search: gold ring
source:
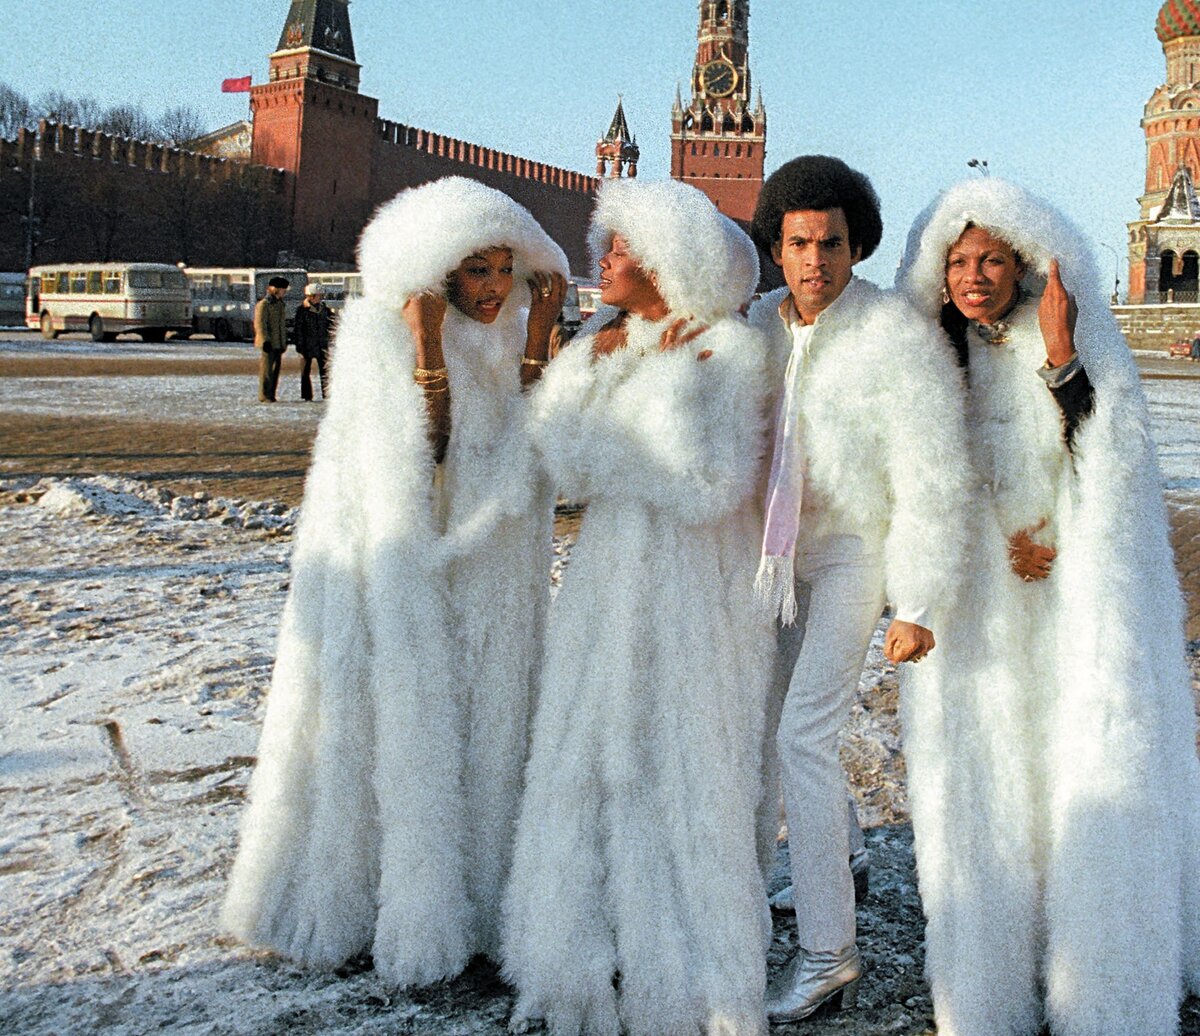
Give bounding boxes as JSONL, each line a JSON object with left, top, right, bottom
{"left": 541, "top": 289, "right": 551, "bottom": 297}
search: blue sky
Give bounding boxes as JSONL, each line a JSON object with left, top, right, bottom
{"left": 0, "top": 1, "right": 1166, "bottom": 288}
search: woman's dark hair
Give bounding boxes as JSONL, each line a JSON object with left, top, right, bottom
{"left": 750, "top": 155, "right": 883, "bottom": 260}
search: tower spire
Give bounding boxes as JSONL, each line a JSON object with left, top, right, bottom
{"left": 271, "top": 0, "right": 361, "bottom": 91}
{"left": 596, "top": 96, "right": 639, "bottom": 178}
{"left": 670, "top": 0, "right": 764, "bottom": 221}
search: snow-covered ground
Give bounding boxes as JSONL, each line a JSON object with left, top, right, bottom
{"left": 1, "top": 333, "right": 1198, "bottom": 1035}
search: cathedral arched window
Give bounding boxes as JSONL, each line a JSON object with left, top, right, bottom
{"left": 722, "top": 113, "right": 736, "bottom": 134}
{"left": 701, "top": 112, "right": 714, "bottom": 133}
{"left": 717, "top": 1, "right": 729, "bottom": 24}
{"left": 742, "top": 114, "right": 754, "bottom": 134}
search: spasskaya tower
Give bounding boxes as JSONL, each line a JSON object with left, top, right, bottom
{"left": 670, "top": 0, "right": 766, "bottom": 223}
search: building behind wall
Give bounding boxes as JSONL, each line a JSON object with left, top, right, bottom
{"left": 1117, "top": 0, "right": 1200, "bottom": 348}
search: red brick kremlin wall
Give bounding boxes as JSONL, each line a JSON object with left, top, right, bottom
{"left": 0, "top": 121, "right": 290, "bottom": 271}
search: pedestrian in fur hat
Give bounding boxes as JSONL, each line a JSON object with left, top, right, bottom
{"left": 222, "top": 177, "right": 569, "bottom": 988}
{"left": 896, "top": 177, "right": 1200, "bottom": 1036}
{"left": 501, "top": 179, "right": 776, "bottom": 1036}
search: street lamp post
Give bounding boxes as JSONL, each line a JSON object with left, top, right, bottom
{"left": 967, "top": 158, "right": 990, "bottom": 176}
{"left": 1099, "top": 242, "right": 1121, "bottom": 304}
{"left": 9, "top": 157, "right": 38, "bottom": 270}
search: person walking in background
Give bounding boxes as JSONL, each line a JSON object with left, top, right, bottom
{"left": 254, "top": 276, "right": 290, "bottom": 403}
{"left": 295, "top": 282, "right": 333, "bottom": 400}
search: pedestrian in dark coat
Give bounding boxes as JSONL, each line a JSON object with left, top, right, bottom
{"left": 295, "top": 283, "right": 333, "bottom": 400}
{"left": 254, "top": 276, "right": 290, "bottom": 402}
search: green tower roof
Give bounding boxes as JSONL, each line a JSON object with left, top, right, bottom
{"left": 277, "top": 0, "right": 355, "bottom": 61}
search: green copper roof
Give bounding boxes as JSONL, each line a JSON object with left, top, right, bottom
{"left": 1158, "top": 0, "right": 1200, "bottom": 43}
{"left": 277, "top": 0, "right": 355, "bottom": 61}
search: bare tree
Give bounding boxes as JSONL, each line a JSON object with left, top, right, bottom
{"left": 36, "top": 89, "right": 104, "bottom": 128}
{"left": 156, "top": 105, "right": 206, "bottom": 146}
{"left": 100, "top": 103, "right": 155, "bottom": 140}
{"left": 0, "top": 83, "right": 33, "bottom": 138}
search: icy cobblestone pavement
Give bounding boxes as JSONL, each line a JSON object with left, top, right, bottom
{"left": 1, "top": 339, "right": 1198, "bottom": 1034}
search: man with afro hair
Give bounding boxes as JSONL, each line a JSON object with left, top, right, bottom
{"left": 747, "top": 155, "right": 972, "bottom": 1023}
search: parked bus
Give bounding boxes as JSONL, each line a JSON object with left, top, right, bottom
{"left": 27, "top": 262, "right": 192, "bottom": 342}
{"left": 0, "top": 273, "right": 25, "bottom": 328}
{"left": 572, "top": 281, "right": 602, "bottom": 323}
{"left": 303, "top": 271, "right": 363, "bottom": 317}
{"left": 184, "top": 267, "right": 307, "bottom": 341}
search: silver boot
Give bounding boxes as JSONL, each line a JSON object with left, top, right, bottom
{"left": 766, "top": 944, "right": 862, "bottom": 1024}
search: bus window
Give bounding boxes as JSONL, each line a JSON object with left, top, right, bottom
{"left": 41, "top": 273, "right": 57, "bottom": 294}
{"left": 87, "top": 271, "right": 102, "bottom": 294}
{"left": 105, "top": 272, "right": 122, "bottom": 294}
{"left": 56, "top": 273, "right": 69, "bottom": 293}
{"left": 70, "top": 272, "right": 87, "bottom": 294}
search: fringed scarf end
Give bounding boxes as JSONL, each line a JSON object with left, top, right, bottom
{"left": 754, "top": 554, "right": 798, "bottom": 626}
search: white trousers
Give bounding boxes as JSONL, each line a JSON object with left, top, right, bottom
{"left": 773, "top": 533, "right": 885, "bottom": 952}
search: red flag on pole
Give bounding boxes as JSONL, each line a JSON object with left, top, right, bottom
{"left": 221, "top": 76, "right": 252, "bottom": 93}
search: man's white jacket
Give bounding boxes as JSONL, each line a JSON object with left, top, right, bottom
{"left": 748, "top": 276, "right": 972, "bottom": 627}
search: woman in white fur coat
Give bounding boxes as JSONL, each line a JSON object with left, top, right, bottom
{"left": 222, "top": 177, "right": 569, "bottom": 987}
{"left": 501, "top": 179, "right": 775, "bottom": 1036}
{"left": 896, "top": 177, "right": 1200, "bottom": 1036}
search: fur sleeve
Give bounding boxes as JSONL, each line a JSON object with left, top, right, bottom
{"left": 532, "top": 320, "right": 769, "bottom": 526}
{"left": 867, "top": 300, "right": 973, "bottom": 623}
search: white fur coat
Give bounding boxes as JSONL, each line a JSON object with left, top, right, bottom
{"left": 222, "top": 177, "right": 567, "bottom": 986}
{"left": 501, "top": 179, "right": 776, "bottom": 1036}
{"left": 896, "top": 177, "right": 1200, "bottom": 1036}
{"left": 747, "top": 277, "right": 972, "bottom": 622}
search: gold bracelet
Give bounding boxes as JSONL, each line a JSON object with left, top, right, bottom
{"left": 414, "top": 365, "right": 448, "bottom": 379}
{"left": 521, "top": 356, "right": 548, "bottom": 367}
{"left": 420, "top": 383, "right": 449, "bottom": 394}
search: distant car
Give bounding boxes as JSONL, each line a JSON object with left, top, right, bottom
{"left": 1168, "top": 339, "right": 1194, "bottom": 358}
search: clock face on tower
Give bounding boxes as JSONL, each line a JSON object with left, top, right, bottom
{"left": 701, "top": 60, "right": 737, "bottom": 98}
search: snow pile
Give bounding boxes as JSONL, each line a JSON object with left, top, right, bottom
{"left": 36, "top": 475, "right": 168, "bottom": 519}
{"left": 21, "top": 475, "right": 299, "bottom": 534}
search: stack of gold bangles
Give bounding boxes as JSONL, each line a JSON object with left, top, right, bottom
{"left": 414, "top": 365, "right": 448, "bottom": 393}
{"left": 521, "top": 357, "right": 547, "bottom": 368}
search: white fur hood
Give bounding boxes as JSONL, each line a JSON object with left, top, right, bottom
{"left": 587, "top": 178, "right": 759, "bottom": 320}
{"left": 895, "top": 178, "right": 1131, "bottom": 387}
{"left": 357, "top": 176, "right": 569, "bottom": 314}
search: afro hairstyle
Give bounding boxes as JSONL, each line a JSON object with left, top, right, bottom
{"left": 750, "top": 155, "right": 883, "bottom": 261}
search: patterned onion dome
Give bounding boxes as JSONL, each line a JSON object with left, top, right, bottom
{"left": 1158, "top": 0, "right": 1200, "bottom": 42}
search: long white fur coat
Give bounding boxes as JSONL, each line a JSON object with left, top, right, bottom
{"left": 747, "top": 277, "right": 972, "bottom": 621}
{"left": 896, "top": 177, "right": 1200, "bottom": 1036}
{"left": 222, "top": 177, "right": 567, "bottom": 986}
{"left": 501, "top": 179, "right": 776, "bottom": 1036}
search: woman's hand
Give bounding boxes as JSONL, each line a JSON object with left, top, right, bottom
{"left": 527, "top": 272, "right": 567, "bottom": 341}
{"left": 1037, "top": 259, "right": 1078, "bottom": 368}
{"left": 659, "top": 318, "right": 709, "bottom": 352}
{"left": 403, "top": 291, "right": 448, "bottom": 368}
{"left": 523, "top": 273, "right": 567, "bottom": 387}
{"left": 1008, "top": 519, "right": 1056, "bottom": 581}
{"left": 884, "top": 619, "right": 935, "bottom": 664}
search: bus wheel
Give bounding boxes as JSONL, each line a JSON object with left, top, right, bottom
{"left": 89, "top": 315, "right": 106, "bottom": 342}
{"left": 40, "top": 312, "right": 59, "bottom": 340}
{"left": 214, "top": 318, "right": 230, "bottom": 342}
{"left": 142, "top": 329, "right": 167, "bottom": 342}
